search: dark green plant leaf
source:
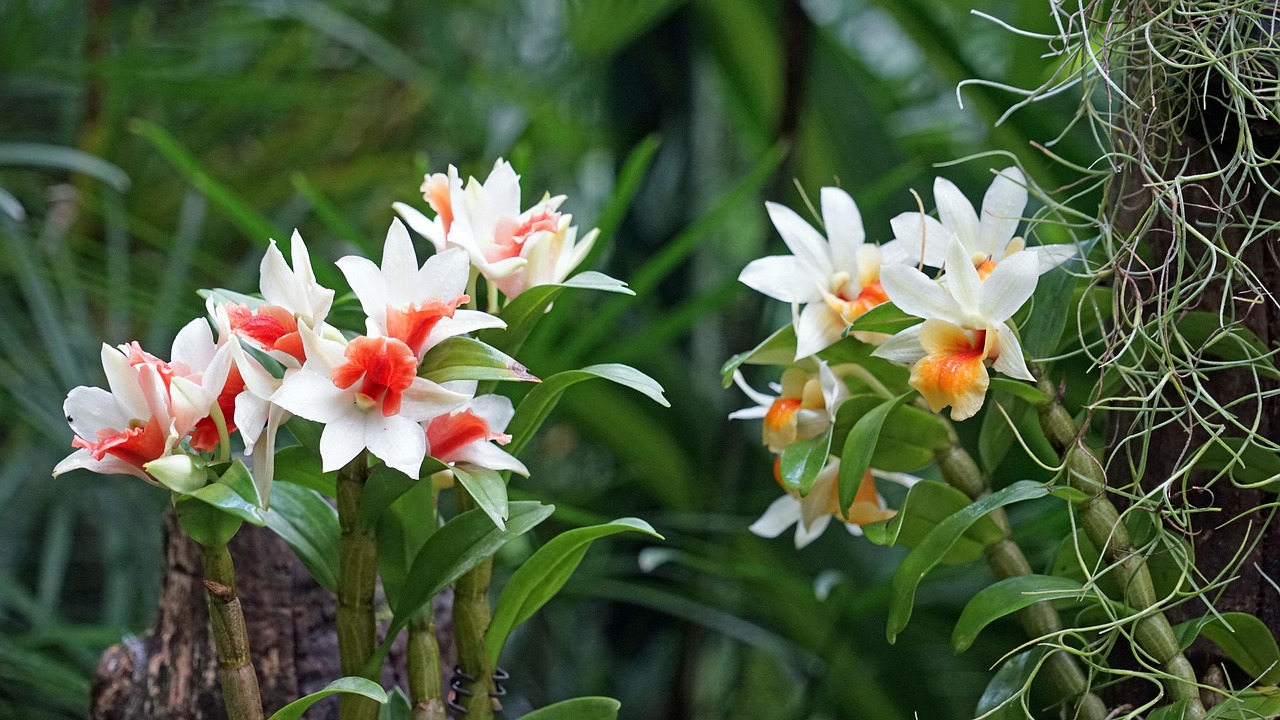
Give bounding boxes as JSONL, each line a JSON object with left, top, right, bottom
{"left": 266, "top": 676, "right": 387, "bottom": 720}
{"left": 837, "top": 393, "right": 909, "bottom": 512}
{"left": 887, "top": 480, "right": 1051, "bottom": 642}
{"left": 452, "top": 465, "right": 509, "bottom": 530}
{"left": 518, "top": 697, "right": 622, "bottom": 720}
{"left": 1174, "top": 612, "right": 1280, "bottom": 683}
{"left": 378, "top": 687, "right": 412, "bottom": 720}
{"left": 1175, "top": 311, "right": 1280, "bottom": 378}
{"left": 174, "top": 495, "right": 243, "bottom": 548}
{"left": 830, "top": 395, "right": 948, "bottom": 471}
{"left": 1193, "top": 436, "right": 1280, "bottom": 489}
{"left": 951, "top": 575, "right": 1087, "bottom": 653}
{"left": 845, "top": 302, "right": 919, "bottom": 336}
{"left": 485, "top": 518, "right": 662, "bottom": 665}
{"left": 264, "top": 482, "right": 340, "bottom": 593}
{"left": 1205, "top": 690, "right": 1280, "bottom": 719}
{"left": 273, "top": 444, "right": 336, "bottom": 497}
{"left": 177, "top": 460, "right": 266, "bottom": 529}
{"left": 987, "top": 377, "right": 1049, "bottom": 406}
{"left": 974, "top": 647, "right": 1046, "bottom": 720}
{"left": 1020, "top": 256, "right": 1080, "bottom": 360}
{"left": 357, "top": 459, "right": 448, "bottom": 531}
{"left": 505, "top": 364, "right": 669, "bottom": 456}
{"left": 377, "top": 479, "right": 438, "bottom": 603}
{"left": 861, "top": 480, "right": 1002, "bottom": 565}
{"left": 779, "top": 427, "right": 832, "bottom": 497}
{"left": 720, "top": 324, "right": 797, "bottom": 388}
{"left": 419, "top": 336, "right": 538, "bottom": 384}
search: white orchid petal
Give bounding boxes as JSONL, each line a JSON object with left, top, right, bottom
{"left": 54, "top": 448, "right": 153, "bottom": 483}
{"left": 795, "top": 513, "right": 831, "bottom": 549}
{"left": 64, "top": 386, "right": 131, "bottom": 440}
{"left": 980, "top": 251, "right": 1039, "bottom": 322}
{"left": 765, "top": 202, "right": 834, "bottom": 278}
{"left": 235, "top": 391, "right": 271, "bottom": 449}
{"left": 943, "top": 235, "right": 983, "bottom": 315}
{"left": 731, "top": 370, "right": 775, "bottom": 409}
{"left": 934, "top": 177, "right": 981, "bottom": 253}
{"left": 418, "top": 246, "right": 469, "bottom": 301}
{"left": 978, "top": 168, "right": 1027, "bottom": 258}
{"left": 879, "top": 265, "right": 964, "bottom": 325}
{"left": 890, "top": 212, "right": 954, "bottom": 268}
{"left": 993, "top": 323, "right": 1036, "bottom": 380}
{"left": 260, "top": 240, "right": 307, "bottom": 313}
{"left": 271, "top": 370, "right": 348, "bottom": 425}
{"left": 795, "top": 303, "right": 848, "bottom": 360}
{"left": 170, "top": 376, "right": 214, "bottom": 438}
{"left": 336, "top": 256, "right": 389, "bottom": 328}
{"left": 739, "top": 256, "right": 825, "bottom": 304}
{"left": 393, "top": 201, "right": 448, "bottom": 253}
{"left": 171, "top": 318, "right": 215, "bottom": 374}
{"left": 453, "top": 444, "right": 529, "bottom": 476}
{"left": 469, "top": 394, "right": 516, "bottom": 432}
{"left": 728, "top": 406, "right": 769, "bottom": 420}
{"left": 291, "top": 231, "right": 334, "bottom": 322}
{"left": 820, "top": 187, "right": 864, "bottom": 271}
{"left": 381, "top": 219, "right": 420, "bottom": 307}
{"left": 749, "top": 495, "right": 802, "bottom": 539}
{"left": 1031, "top": 244, "right": 1078, "bottom": 274}
{"left": 366, "top": 413, "right": 426, "bottom": 479}
{"left": 871, "top": 325, "right": 927, "bottom": 365}
{"left": 398, "top": 378, "right": 472, "bottom": 422}
{"left": 318, "top": 410, "right": 367, "bottom": 473}
{"left": 101, "top": 345, "right": 148, "bottom": 420}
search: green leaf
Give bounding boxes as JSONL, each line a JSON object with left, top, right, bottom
{"left": 174, "top": 495, "right": 243, "bottom": 548}
{"left": 377, "top": 480, "right": 439, "bottom": 603}
{"left": 264, "top": 482, "right": 340, "bottom": 593}
{"left": 380, "top": 501, "right": 555, "bottom": 667}
{"left": 830, "top": 396, "right": 949, "bottom": 471}
{"left": 485, "top": 518, "right": 662, "bottom": 665}
{"left": 177, "top": 460, "right": 266, "bottom": 529}
{"left": 357, "top": 459, "right": 447, "bottom": 531}
{"left": 273, "top": 444, "right": 336, "bottom": 497}
{"left": 845, "top": 302, "right": 920, "bottom": 336}
{"left": 266, "top": 676, "right": 387, "bottom": 720}
{"left": 505, "top": 364, "right": 669, "bottom": 456}
{"left": 1020, "top": 255, "right": 1080, "bottom": 360}
{"left": 480, "top": 272, "right": 633, "bottom": 357}
{"left": 378, "top": 688, "right": 412, "bottom": 720}
{"left": 1147, "top": 700, "right": 1189, "bottom": 720}
{"left": 720, "top": 324, "right": 797, "bottom": 388}
{"left": 1174, "top": 612, "right": 1280, "bottom": 683}
{"left": 974, "top": 648, "right": 1045, "bottom": 720}
{"left": 887, "top": 480, "right": 1051, "bottom": 643}
{"left": 951, "top": 575, "right": 1087, "bottom": 653}
{"left": 987, "top": 377, "right": 1050, "bottom": 405}
{"left": 861, "top": 480, "right": 1002, "bottom": 565}
{"left": 778, "top": 427, "right": 833, "bottom": 497}
{"left": 419, "top": 337, "right": 538, "bottom": 384}
{"left": 452, "top": 465, "right": 509, "bottom": 530}
{"left": 518, "top": 697, "right": 621, "bottom": 720}
{"left": 837, "top": 393, "right": 910, "bottom": 512}
{"left": 1206, "top": 689, "right": 1280, "bottom": 718}
{"left": 1193, "top": 436, "right": 1280, "bottom": 489}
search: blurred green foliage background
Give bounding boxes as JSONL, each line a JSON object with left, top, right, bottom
{"left": 0, "top": 0, "right": 1098, "bottom": 717}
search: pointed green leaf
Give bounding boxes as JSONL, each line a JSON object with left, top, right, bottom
{"left": 174, "top": 496, "right": 243, "bottom": 548}
{"left": 845, "top": 301, "right": 920, "bottom": 335}
{"left": 720, "top": 324, "right": 798, "bottom": 387}
{"left": 887, "top": 480, "right": 1051, "bottom": 643}
{"left": 273, "top": 444, "right": 336, "bottom": 497}
{"left": 357, "top": 459, "right": 448, "bottom": 531}
{"left": 1020, "top": 254, "right": 1080, "bottom": 360}
{"left": 505, "top": 364, "right": 669, "bottom": 456}
{"left": 837, "top": 393, "right": 909, "bottom": 512}
{"left": 485, "top": 518, "right": 662, "bottom": 665}
{"left": 266, "top": 676, "right": 387, "bottom": 720}
{"left": 951, "top": 575, "right": 1088, "bottom": 653}
{"left": 377, "top": 480, "right": 439, "bottom": 603}
{"left": 974, "top": 648, "right": 1045, "bottom": 720}
{"left": 861, "top": 480, "right": 1002, "bottom": 565}
{"left": 419, "top": 337, "right": 538, "bottom": 384}
{"left": 378, "top": 687, "right": 412, "bottom": 720}
{"left": 779, "top": 427, "right": 832, "bottom": 497}
{"left": 177, "top": 460, "right": 265, "bottom": 527}
{"left": 830, "top": 395, "right": 949, "bottom": 470}
{"left": 518, "top": 697, "right": 621, "bottom": 720}
{"left": 1205, "top": 690, "right": 1280, "bottom": 718}
{"left": 452, "top": 465, "right": 509, "bottom": 530}
{"left": 264, "top": 482, "right": 340, "bottom": 593}
{"left": 1174, "top": 612, "right": 1280, "bottom": 684}
{"left": 987, "top": 377, "right": 1050, "bottom": 406}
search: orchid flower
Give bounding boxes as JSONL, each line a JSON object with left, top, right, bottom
{"left": 425, "top": 384, "right": 528, "bottom": 478}
{"left": 336, "top": 219, "right": 503, "bottom": 361}
{"left": 873, "top": 235, "right": 1038, "bottom": 421}
{"left": 54, "top": 339, "right": 219, "bottom": 485}
{"left": 889, "top": 167, "right": 1075, "bottom": 275}
{"left": 222, "top": 230, "right": 335, "bottom": 367}
{"left": 749, "top": 460, "right": 908, "bottom": 549}
{"left": 270, "top": 323, "right": 469, "bottom": 478}
{"left": 730, "top": 362, "right": 847, "bottom": 453}
{"left": 739, "top": 188, "right": 904, "bottom": 359}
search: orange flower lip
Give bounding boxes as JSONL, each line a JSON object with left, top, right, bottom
{"left": 72, "top": 417, "right": 166, "bottom": 469}
{"left": 911, "top": 321, "right": 991, "bottom": 420}
{"left": 764, "top": 397, "right": 802, "bottom": 432}
{"left": 385, "top": 295, "right": 467, "bottom": 357}
{"left": 227, "top": 302, "right": 306, "bottom": 364}
{"left": 425, "top": 408, "right": 511, "bottom": 462}
{"left": 331, "top": 336, "right": 419, "bottom": 417}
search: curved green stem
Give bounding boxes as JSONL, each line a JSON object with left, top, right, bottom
{"left": 337, "top": 451, "right": 380, "bottom": 720}
{"left": 203, "top": 543, "right": 264, "bottom": 720}
{"left": 1035, "top": 376, "right": 1206, "bottom": 720}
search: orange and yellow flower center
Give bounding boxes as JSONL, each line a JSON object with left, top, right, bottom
{"left": 910, "top": 320, "right": 992, "bottom": 421}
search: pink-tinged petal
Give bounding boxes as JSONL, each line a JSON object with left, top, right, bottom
{"left": 64, "top": 386, "right": 131, "bottom": 441}
{"left": 879, "top": 265, "right": 964, "bottom": 325}
{"left": 171, "top": 318, "right": 216, "bottom": 374}
{"left": 1030, "top": 244, "right": 1077, "bottom": 274}
{"left": 319, "top": 410, "right": 367, "bottom": 473}
{"left": 765, "top": 202, "right": 833, "bottom": 279}
{"left": 53, "top": 448, "right": 153, "bottom": 483}
{"left": 871, "top": 325, "right": 927, "bottom": 366}
{"left": 991, "top": 323, "right": 1035, "bottom": 380}
{"left": 380, "top": 219, "right": 420, "bottom": 307}
{"left": 482, "top": 256, "right": 527, "bottom": 281}
{"left": 889, "top": 212, "right": 954, "bottom": 268}
{"left": 272, "top": 370, "right": 350, "bottom": 425}
{"left": 978, "top": 168, "right": 1027, "bottom": 257}
{"left": 943, "top": 235, "right": 983, "bottom": 316}
{"left": 101, "top": 344, "right": 148, "bottom": 420}
{"left": 417, "top": 246, "right": 470, "bottom": 301}
{"left": 795, "top": 303, "right": 847, "bottom": 360}
{"left": 739, "top": 256, "right": 824, "bottom": 304}
{"left": 820, "top": 187, "right": 865, "bottom": 271}
{"left": 470, "top": 394, "right": 516, "bottom": 432}
{"left": 794, "top": 513, "right": 831, "bottom": 549}
{"left": 398, "top": 378, "right": 471, "bottom": 423}
{"left": 199, "top": 343, "right": 234, "bottom": 399}
{"left": 749, "top": 495, "right": 802, "bottom": 539}
{"left": 934, "top": 177, "right": 980, "bottom": 253}
{"left": 453, "top": 444, "right": 529, "bottom": 476}
{"left": 979, "top": 250, "right": 1038, "bottom": 322}
{"left": 336, "top": 255, "right": 389, "bottom": 328}
{"left": 393, "top": 202, "right": 447, "bottom": 253}
{"left": 135, "top": 363, "right": 172, "bottom": 428}
{"left": 365, "top": 413, "right": 426, "bottom": 479}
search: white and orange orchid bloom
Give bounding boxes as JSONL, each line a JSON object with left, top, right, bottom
{"left": 739, "top": 187, "right": 904, "bottom": 359}
{"left": 270, "top": 323, "right": 469, "bottom": 478}
{"left": 729, "top": 362, "right": 847, "bottom": 453}
{"left": 425, "top": 385, "right": 528, "bottom": 480}
{"left": 874, "top": 235, "right": 1037, "bottom": 421}
{"left": 337, "top": 219, "right": 503, "bottom": 361}
{"left": 749, "top": 460, "right": 911, "bottom": 549}
{"left": 890, "top": 167, "right": 1075, "bottom": 275}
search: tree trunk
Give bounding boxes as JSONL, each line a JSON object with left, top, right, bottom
{"left": 90, "top": 512, "right": 455, "bottom": 719}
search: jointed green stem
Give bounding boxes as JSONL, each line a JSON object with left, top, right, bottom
{"left": 1036, "top": 376, "right": 1206, "bottom": 720}
{"left": 453, "top": 488, "right": 499, "bottom": 719}
{"left": 408, "top": 614, "right": 446, "bottom": 720}
{"left": 337, "top": 452, "right": 381, "bottom": 720}
{"left": 203, "top": 543, "right": 264, "bottom": 720}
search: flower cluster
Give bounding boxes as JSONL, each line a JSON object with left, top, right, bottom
{"left": 54, "top": 159, "right": 600, "bottom": 505}
{"left": 731, "top": 167, "right": 1072, "bottom": 547}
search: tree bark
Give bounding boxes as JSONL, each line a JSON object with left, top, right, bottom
{"left": 90, "top": 512, "right": 455, "bottom": 719}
